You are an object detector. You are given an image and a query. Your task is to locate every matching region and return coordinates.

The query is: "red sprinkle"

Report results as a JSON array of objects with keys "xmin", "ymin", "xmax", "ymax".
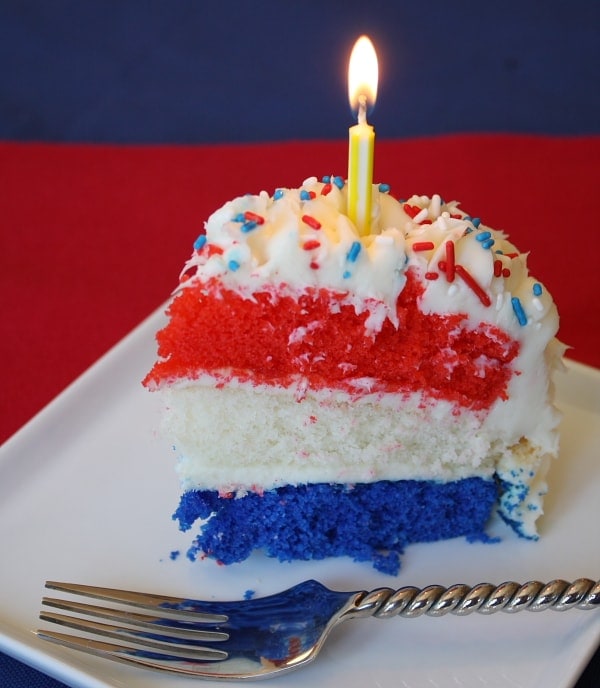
[
  {"xmin": 302, "ymin": 214, "xmax": 322, "ymax": 230},
  {"xmin": 206, "ymin": 244, "xmax": 224, "ymax": 257},
  {"xmin": 438, "ymin": 260, "xmax": 447, "ymax": 271},
  {"xmin": 302, "ymin": 239, "xmax": 321, "ymax": 251},
  {"xmin": 420, "ymin": 219, "xmax": 433, "ymax": 225},
  {"xmin": 244, "ymin": 211, "xmax": 265, "ymax": 224},
  {"xmin": 502, "ymin": 268, "xmax": 511, "ymax": 278},
  {"xmin": 445, "ymin": 241, "xmax": 456, "ymax": 282},
  {"xmin": 493, "ymin": 259, "xmax": 502, "ymax": 278},
  {"xmin": 309, "ymin": 260, "xmax": 319, "ymax": 270},
  {"xmin": 321, "ymin": 183, "xmax": 332, "ymax": 196},
  {"xmin": 455, "ymin": 264, "xmax": 492, "ymax": 306},
  {"xmin": 505, "ymin": 252, "xmax": 519, "ymax": 259},
  {"xmin": 413, "ymin": 241, "xmax": 435, "ymax": 251},
  {"xmin": 425, "ymin": 271, "xmax": 439, "ymax": 280},
  {"xmin": 403, "ymin": 203, "xmax": 421, "ymax": 218}
]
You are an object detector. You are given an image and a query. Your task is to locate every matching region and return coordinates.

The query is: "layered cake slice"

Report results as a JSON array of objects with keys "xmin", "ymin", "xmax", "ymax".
[{"xmin": 143, "ymin": 176, "xmax": 563, "ymax": 574}]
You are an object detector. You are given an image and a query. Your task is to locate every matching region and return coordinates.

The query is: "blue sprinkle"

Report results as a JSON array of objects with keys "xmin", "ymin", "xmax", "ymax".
[
  {"xmin": 300, "ymin": 190, "xmax": 311, "ymax": 201},
  {"xmin": 472, "ymin": 217, "xmax": 482, "ymax": 228},
  {"xmin": 346, "ymin": 241, "xmax": 362, "ymax": 262},
  {"xmin": 464, "ymin": 227, "xmax": 473, "ymax": 234},
  {"xmin": 476, "ymin": 231, "xmax": 492, "ymax": 242},
  {"xmin": 321, "ymin": 175, "xmax": 331, "ymax": 183},
  {"xmin": 482, "ymin": 238, "xmax": 495, "ymax": 249},
  {"xmin": 241, "ymin": 220, "xmax": 257, "ymax": 233},
  {"xmin": 343, "ymin": 270, "xmax": 352, "ymax": 279},
  {"xmin": 193, "ymin": 235, "xmax": 207, "ymax": 251},
  {"xmin": 511, "ymin": 297, "xmax": 528, "ymax": 326},
  {"xmin": 233, "ymin": 213, "xmax": 245, "ymax": 222},
  {"xmin": 244, "ymin": 589, "xmax": 255, "ymax": 600},
  {"xmin": 273, "ymin": 188, "xmax": 284, "ymax": 200},
  {"xmin": 378, "ymin": 183, "xmax": 391, "ymax": 193},
  {"xmin": 464, "ymin": 215, "xmax": 472, "ymax": 222},
  {"xmin": 495, "ymin": 249, "xmax": 504, "ymax": 254},
  {"xmin": 333, "ymin": 176, "xmax": 344, "ymax": 189},
  {"xmin": 228, "ymin": 259, "xmax": 241, "ymax": 272},
  {"xmin": 169, "ymin": 550, "xmax": 180, "ymax": 561},
  {"xmin": 533, "ymin": 283, "xmax": 543, "ymax": 296}
]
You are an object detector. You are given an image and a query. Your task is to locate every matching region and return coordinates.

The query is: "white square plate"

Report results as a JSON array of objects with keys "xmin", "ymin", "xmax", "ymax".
[{"xmin": 0, "ymin": 309, "xmax": 598, "ymax": 688}]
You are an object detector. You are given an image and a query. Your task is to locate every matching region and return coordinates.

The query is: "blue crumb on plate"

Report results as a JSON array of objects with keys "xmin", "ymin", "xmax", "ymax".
[
  {"xmin": 243, "ymin": 589, "xmax": 256, "ymax": 600},
  {"xmin": 173, "ymin": 478, "xmax": 498, "ymax": 576},
  {"xmin": 169, "ymin": 550, "xmax": 180, "ymax": 560}
]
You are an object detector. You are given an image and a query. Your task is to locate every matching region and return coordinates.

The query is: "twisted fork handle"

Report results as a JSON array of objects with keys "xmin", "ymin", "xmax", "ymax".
[{"xmin": 350, "ymin": 578, "xmax": 600, "ymax": 620}]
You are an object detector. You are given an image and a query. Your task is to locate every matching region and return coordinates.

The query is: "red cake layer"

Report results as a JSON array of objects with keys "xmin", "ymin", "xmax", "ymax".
[{"xmin": 144, "ymin": 269, "xmax": 518, "ymax": 410}]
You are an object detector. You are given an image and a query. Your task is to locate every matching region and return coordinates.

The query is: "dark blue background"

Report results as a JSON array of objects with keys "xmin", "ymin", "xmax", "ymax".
[{"xmin": 1, "ymin": 0, "xmax": 598, "ymax": 143}]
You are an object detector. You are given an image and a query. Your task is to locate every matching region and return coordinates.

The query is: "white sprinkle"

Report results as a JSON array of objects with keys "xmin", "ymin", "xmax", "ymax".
[
  {"xmin": 448, "ymin": 284, "xmax": 458, "ymax": 297},
  {"xmin": 496, "ymin": 293, "xmax": 504, "ymax": 311},
  {"xmin": 437, "ymin": 215, "xmax": 448, "ymax": 231},
  {"xmin": 302, "ymin": 176, "xmax": 318, "ymax": 186},
  {"xmin": 430, "ymin": 194, "xmax": 442, "ymax": 218},
  {"xmin": 532, "ymin": 297, "xmax": 544, "ymax": 312},
  {"xmin": 375, "ymin": 234, "xmax": 394, "ymax": 246},
  {"xmin": 413, "ymin": 207, "xmax": 429, "ymax": 224},
  {"xmin": 441, "ymin": 211, "xmax": 451, "ymax": 218}
]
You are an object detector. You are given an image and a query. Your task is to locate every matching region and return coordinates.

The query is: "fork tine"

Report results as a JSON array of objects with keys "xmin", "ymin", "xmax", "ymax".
[
  {"xmin": 41, "ymin": 597, "xmax": 228, "ymax": 641},
  {"xmin": 36, "ymin": 629, "xmax": 230, "ymax": 676},
  {"xmin": 45, "ymin": 581, "xmax": 228, "ymax": 622},
  {"xmin": 38, "ymin": 610, "xmax": 228, "ymax": 658}
]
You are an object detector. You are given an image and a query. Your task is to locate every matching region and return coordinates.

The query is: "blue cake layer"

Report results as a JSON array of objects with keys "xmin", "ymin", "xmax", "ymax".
[{"xmin": 174, "ymin": 478, "xmax": 499, "ymax": 575}]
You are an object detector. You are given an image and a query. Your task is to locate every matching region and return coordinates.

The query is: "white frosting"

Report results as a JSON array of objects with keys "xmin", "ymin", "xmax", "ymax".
[{"xmin": 179, "ymin": 178, "xmax": 559, "ymax": 344}]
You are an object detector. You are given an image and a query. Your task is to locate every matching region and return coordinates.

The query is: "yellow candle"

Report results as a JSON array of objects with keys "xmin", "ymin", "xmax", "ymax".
[{"xmin": 347, "ymin": 36, "xmax": 378, "ymax": 236}]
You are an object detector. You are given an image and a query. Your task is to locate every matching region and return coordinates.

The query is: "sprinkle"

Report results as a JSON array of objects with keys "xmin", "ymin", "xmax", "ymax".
[
  {"xmin": 505, "ymin": 252, "xmax": 519, "ymax": 259},
  {"xmin": 343, "ymin": 269, "xmax": 352, "ymax": 279},
  {"xmin": 430, "ymin": 194, "xmax": 441, "ymax": 217},
  {"xmin": 228, "ymin": 259, "xmax": 241, "ymax": 271},
  {"xmin": 502, "ymin": 268, "xmax": 511, "ymax": 278},
  {"xmin": 232, "ymin": 212, "xmax": 245, "ymax": 222},
  {"xmin": 321, "ymin": 175, "xmax": 331, "ymax": 183},
  {"xmin": 332, "ymin": 176, "xmax": 344, "ymax": 189},
  {"xmin": 403, "ymin": 203, "xmax": 421, "ymax": 219},
  {"xmin": 378, "ymin": 183, "xmax": 391, "ymax": 193},
  {"xmin": 472, "ymin": 217, "xmax": 482, "ymax": 228},
  {"xmin": 346, "ymin": 240, "xmax": 362, "ymax": 262},
  {"xmin": 321, "ymin": 182, "xmax": 332, "ymax": 195},
  {"xmin": 493, "ymin": 259, "xmax": 502, "ymax": 278},
  {"xmin": 309, "ymin": 260, "xmax": 319, "ymax": 270},
  {"xmin": 273, "ymin": 188, "xmax": 284, "ymax": 200},
  {"xmin": 424, "ymin": 271, "xmax": 439, "ymax": 280},
  {"xmin": 481, "ymin": 238, "xmax": 495, "ymax": 249},
  {"xmin": 302, "ymin": 214, "xmax": 322, "ymax": 230},
  {"xmin": 193, "ymin": 234, "xmax": 207, "ymax": 251},
  {"xmin": 241, "ymin": 220, "xmax": 258, "ymax": 233},
  {"xmin": 302, "ymin": 239, "xmax": 321, "ymax": 251},
  {"xmin": 244, "ymin": 211, "xmax": 265, "ymax": 224},
  {"xmin": 206, "ymin": 244, "xmax": 224, "ymax": 257},
  {"xmin": 445, "ymin": 241, "xmax": 456, "ymax": 282},
  {"xmin": 448, "ymin": 284, "xmax": 458, "ymax": 297},
  {"xmin": 496, "ymin": 293, "xmax": 504, "ymax": 310},
  {"xmin": 413, "ymin": 207, "xmax": 429, "ymax": 224},
  {"xmin": 476, "ymin": 231, "xmax": 492, "ymax": 242},
  {"xmin": 455, "ymin": 264, "xmax": 492, "ymax": 306},
  {"xmin": 533, "ymin": 282, "xmax": 543, "ymax": 296},
  {"xmin": 300, "ymin": 190, "xmax": 315, "ymax": 201},
  {"xmin": 412, "ymin": 241, "xmax": 435, "ymax": 252},
  {"xmin": 532, "ymin": 297, "xmax": 544, "ymax": 312},
  {"xmin": 511, "ymin": 297, "xmax": 528, "ymax": 325}
]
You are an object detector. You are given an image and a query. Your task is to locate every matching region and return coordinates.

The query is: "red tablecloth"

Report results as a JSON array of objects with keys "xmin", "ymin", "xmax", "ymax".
[{"xmin": 2, "ymin": 135, "xmax": 599, "ymax": 444}]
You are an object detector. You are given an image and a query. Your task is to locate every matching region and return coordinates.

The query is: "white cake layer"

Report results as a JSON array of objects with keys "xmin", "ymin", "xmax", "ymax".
[{"xmin": 162, "ymin": 377, "xmax": 556, "ymax": 537}]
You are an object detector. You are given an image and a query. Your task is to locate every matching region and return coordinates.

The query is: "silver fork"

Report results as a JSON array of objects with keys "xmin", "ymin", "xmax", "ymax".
[{"xmin": 38, "ymin": 578, "xmax": 599, "ymax": 681}]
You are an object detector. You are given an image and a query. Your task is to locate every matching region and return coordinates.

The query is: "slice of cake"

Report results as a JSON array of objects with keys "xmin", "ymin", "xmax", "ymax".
[{"xmin": 143, "ymin": 176, "xmax": 562, "ymax": 575}]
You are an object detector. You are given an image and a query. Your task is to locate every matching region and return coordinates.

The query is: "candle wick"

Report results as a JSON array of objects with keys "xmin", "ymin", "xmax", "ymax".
[{"xmin": 357, "ymin": 94, "xmax": 367, "ymax": 125}]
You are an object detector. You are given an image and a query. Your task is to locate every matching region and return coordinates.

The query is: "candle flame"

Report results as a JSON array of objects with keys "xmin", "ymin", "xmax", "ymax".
[{"xmin": 348, "ymin": 35, "xmax": 378, "ymax": 117}]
